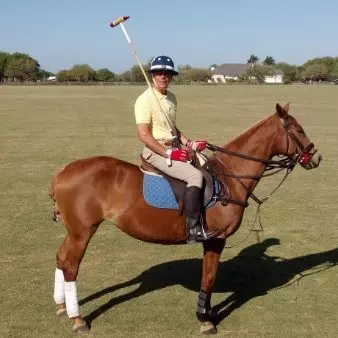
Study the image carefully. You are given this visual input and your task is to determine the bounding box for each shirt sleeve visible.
[134,95,152,124]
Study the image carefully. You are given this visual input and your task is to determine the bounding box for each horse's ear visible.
[276,103,288,119]
[283,102,290,113]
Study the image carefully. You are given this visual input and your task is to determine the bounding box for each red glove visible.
[166,148,189,162]
[186,139,207,152]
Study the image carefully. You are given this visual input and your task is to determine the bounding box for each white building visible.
[264,72,284,84]
[211,64,284,84]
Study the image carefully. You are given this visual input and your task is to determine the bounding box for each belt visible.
[158,139,175,148]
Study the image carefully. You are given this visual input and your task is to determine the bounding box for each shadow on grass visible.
[80,238,337,327]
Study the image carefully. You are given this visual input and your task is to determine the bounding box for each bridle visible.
[281,118,318,168]
[200,114,317,247]
[205,114,317,208]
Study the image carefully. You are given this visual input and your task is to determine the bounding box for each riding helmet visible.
[149,56,179,75]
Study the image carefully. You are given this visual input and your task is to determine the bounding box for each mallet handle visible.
[109,17,178,142]
[119,23,175,133]
[119,24,150,85]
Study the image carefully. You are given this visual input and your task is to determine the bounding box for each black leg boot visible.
[184,186,207,243]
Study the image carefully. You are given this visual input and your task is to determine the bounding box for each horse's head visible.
[276,103,322,170]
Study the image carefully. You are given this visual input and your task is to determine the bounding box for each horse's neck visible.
[214,114,281,194]
[225,114,279,160]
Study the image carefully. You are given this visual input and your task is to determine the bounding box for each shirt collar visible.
[151,87,167,99]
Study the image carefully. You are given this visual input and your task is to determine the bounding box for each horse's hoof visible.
[55,304,66,316]
[72,321,89,334]
[200,321,217,335]
[56,308,66,316]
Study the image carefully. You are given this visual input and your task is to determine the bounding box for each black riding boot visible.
[184,186,207,243]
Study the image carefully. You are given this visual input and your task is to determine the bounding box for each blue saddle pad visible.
[143,174,179,209]
[143,174,219,210]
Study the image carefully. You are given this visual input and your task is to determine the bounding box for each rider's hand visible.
[186,140,207,152]
[166,148,189,162]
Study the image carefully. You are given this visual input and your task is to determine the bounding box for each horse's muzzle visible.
[302,151,322,170]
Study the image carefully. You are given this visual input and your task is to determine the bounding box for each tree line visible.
[0,51,53,82]
[56,62,211,84]
[245,54,338,83]
[1,50,338,84]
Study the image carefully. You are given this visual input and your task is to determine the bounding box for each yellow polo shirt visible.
[134,87,177,141]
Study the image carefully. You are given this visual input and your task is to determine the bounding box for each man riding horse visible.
[134,55,209,243]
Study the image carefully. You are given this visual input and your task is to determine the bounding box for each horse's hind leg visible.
[54,220,100,333]
[53,235,69,316]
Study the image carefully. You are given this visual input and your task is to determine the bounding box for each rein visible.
[205,115,315,208]
[205,142,297,208]
[203,116,314,247]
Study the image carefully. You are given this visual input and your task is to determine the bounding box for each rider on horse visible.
[134,55,208,243]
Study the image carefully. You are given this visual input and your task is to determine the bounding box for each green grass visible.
[0,85,337,337]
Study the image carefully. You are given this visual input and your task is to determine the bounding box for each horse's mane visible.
[223,113,276,148]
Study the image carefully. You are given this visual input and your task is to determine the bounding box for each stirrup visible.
[186,226,217,244]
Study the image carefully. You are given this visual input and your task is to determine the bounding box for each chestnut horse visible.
[50,103,321,334]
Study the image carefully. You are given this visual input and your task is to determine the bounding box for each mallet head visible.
[110,16,130,28]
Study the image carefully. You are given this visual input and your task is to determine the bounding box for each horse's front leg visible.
[197,238,225,334]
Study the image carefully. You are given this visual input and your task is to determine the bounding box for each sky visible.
[1,0,337,73]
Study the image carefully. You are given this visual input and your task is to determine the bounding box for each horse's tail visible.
[49,174,61,223]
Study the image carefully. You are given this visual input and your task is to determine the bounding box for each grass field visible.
[0,85,337,337]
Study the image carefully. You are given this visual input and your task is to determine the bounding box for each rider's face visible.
[152,71,173,93]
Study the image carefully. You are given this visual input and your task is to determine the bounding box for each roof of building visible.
[212,64,284,77]
[212,64,249,77]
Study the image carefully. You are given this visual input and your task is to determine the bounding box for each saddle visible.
[140,154,219,211]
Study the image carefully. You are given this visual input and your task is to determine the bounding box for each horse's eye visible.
[297,129,305,134]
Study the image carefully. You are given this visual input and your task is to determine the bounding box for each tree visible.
[95,68,116,82]
[247,54,259,67]
[275,62,300,84]
[130,64,149,82]
[4,52,40,82]
[56,65,97,82]
[56,69,72,82]
[302,56,338,81]
[245,65,267,83]
[5,56,40,82]
[173,65,210,84]
[69,64,96,82]
[0,51,10,82]
[118,70,132,82]
[276,63,295,83]
[189,68,210,82]
[329,63,338,80]
[175,65,192,83]
[263,56,276,65]
[37,69,54,81]
[301,63,329,81]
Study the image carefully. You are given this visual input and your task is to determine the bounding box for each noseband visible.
[281,118,317,167]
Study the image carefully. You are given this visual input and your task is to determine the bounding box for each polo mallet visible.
[110,16,152,89]
[109,16,178,145]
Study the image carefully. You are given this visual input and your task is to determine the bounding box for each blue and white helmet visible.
[149,56,178,75]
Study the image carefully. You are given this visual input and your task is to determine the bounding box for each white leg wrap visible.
[53,268,65,304]
[64,281,80,318]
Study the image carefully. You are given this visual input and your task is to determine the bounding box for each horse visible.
[50,103,322,334]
